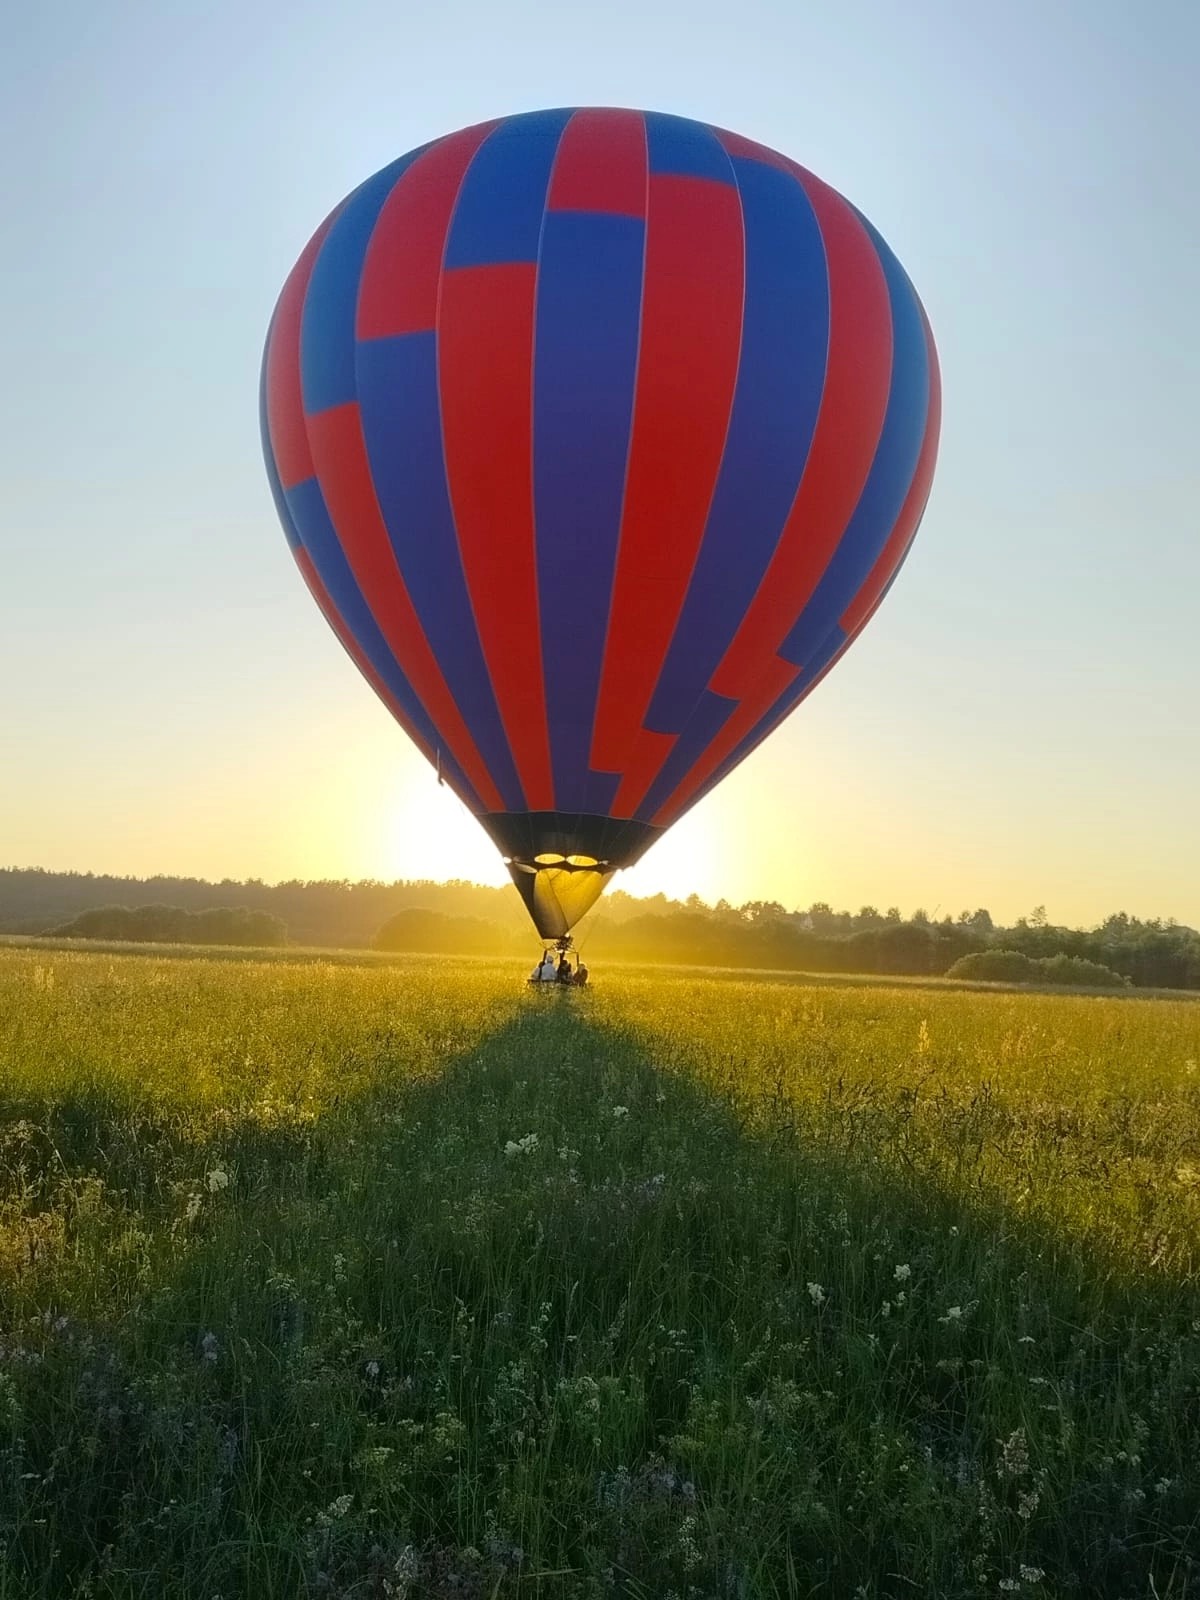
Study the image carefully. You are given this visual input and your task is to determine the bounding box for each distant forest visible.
[3,867,1199,990]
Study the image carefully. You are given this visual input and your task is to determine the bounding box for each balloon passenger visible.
[556,953,573,984]
[574,960,589,987]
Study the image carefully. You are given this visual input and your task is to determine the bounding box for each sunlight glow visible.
[357,745,509,888]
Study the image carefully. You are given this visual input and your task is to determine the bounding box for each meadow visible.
[0,947,1197,1599]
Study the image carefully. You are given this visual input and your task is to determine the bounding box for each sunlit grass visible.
[0,948,1197,1598]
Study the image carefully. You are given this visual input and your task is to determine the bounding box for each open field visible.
[1,948,1198,1599]
[4,934,1199,1002]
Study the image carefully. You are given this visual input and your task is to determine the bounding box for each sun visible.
[376,756,509,886]
[618,804,724,905]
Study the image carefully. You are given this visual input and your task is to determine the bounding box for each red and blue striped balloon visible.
[261,109,940,938]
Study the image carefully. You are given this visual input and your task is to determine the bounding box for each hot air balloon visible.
[261,109,940,943]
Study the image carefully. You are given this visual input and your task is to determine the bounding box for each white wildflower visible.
[893,1263,911,1282]
[1019,1566,1045,1584]
[504,1132,539,1157]
[807,1282,826,1308]
[185,1192,202,1223]
[611,1105,629,1119]
[675,1513,701,1571]
[999,1429,1030,1477]
[200,1331,220,1364]
[939,1302,972,1324]
[206,1167,230,1192]
[1017,1488,1039,1519]
[387,1545,420,1597]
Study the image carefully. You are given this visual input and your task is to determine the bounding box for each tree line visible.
[582,902,1199,989]
[45,904,287,948]
[4,868,1197,989]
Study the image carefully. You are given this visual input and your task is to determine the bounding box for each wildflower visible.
[365,1359,380,1380]
[999,1429,1029,1477]
[807,1282,826,1308]
[611,1105,629,1119]
[1155,1478,1173,1496]
[504,1132,539,1157]
[1019,1566,1045,1584]
[1017,1488,1039,1519]
[206,1167,230,1192]
[185,1192,202,1223]
[939,1301,973,1324]
[675,1513,701,1571]
[893,1263,911,1282]
[387,1545,420,1597]
[200,1331,220,1364]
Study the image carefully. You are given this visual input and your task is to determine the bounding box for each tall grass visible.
[0,949,1197,1598]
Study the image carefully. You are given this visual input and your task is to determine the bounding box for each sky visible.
[1,0,1197,929]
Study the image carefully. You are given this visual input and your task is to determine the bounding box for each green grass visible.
[1,947,1198,1599]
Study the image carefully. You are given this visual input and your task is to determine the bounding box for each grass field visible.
[1,947,1197,1599]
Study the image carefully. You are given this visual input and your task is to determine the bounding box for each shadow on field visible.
[4,993,1198,1600]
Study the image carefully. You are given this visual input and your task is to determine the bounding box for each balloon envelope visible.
[261,109,940,938]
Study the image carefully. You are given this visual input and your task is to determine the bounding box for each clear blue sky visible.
[2,0,1197,928]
